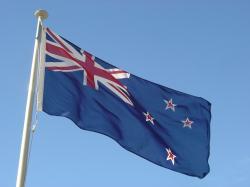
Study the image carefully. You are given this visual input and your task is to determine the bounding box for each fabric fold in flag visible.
[41,27,211,178]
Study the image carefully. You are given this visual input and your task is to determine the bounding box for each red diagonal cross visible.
[46,29,125,90]
[46,28,133,105]
[82,51,126,89]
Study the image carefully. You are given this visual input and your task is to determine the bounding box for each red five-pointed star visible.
[143,112,154,125]
[182,117,194,128]
[164,98,177,111]
[166,148,176,165]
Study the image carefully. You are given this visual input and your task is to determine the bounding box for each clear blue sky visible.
[1,0,250,186]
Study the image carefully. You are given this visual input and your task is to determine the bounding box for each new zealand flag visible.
[41,27,211,178]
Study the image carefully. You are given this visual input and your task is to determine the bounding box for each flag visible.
[41,27,211,178]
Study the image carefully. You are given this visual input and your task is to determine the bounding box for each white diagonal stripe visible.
[46,51,80,67]
[112,73,130,79]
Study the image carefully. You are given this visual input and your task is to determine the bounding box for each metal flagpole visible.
[16,9,48,187]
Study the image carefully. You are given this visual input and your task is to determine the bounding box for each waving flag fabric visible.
[41,27,211,178]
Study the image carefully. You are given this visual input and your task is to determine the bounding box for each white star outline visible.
[166,148,176,165]
[164,98,177,112]
[181,117,194,128]
[143,112,155,125]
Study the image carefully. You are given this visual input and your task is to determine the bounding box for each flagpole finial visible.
[34,9,48,20]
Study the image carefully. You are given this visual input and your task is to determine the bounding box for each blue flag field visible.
[41,27,211,178]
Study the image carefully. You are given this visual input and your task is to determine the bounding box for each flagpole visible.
[16,10,48,187]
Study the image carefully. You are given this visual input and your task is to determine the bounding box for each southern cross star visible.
[164,98,177,111]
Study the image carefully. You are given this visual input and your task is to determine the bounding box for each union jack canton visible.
[45,28,133,105]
